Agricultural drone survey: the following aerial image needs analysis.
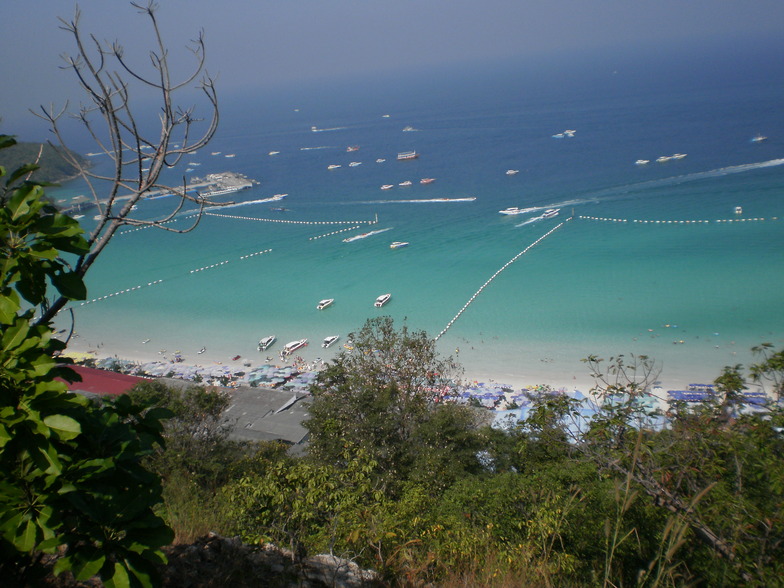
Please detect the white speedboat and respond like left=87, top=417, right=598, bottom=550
left=751, top=134, right=768, bottom=143
left=499, top=207, right=538, bottom=215
left=282, top=339, right=308, bottom=356
left=734, top=206, right=743, bottom=214
left=349, top=161, right=362, bottom=167
left=322, top=335, right=340, bottom=348
left=420, top=178, right=435, bottom=184
left=399, top=180, right=413, bottom=187
left=380, top=184, right=394, bottom=190
left=542, top=208, right=560, bottom=218
left=505, top=169, right=519, bottom=175
left=390, top=241, right=409, bottom=249
left=376, top=158, right=386, bottom=163
left=327, top=164, right=341, bottom=170
left=672, top=153, right=687, bottom=160
left=268, top=151, right=280, bottom=155
left=316, top=298, right=334, bottom=310
left=374, top=293, right=391, bottom=307
left=635, top=159, right=650, bottom=165
left=258, top=335, right=276, bottom=351
left=656, top=156, right=672, bottom=163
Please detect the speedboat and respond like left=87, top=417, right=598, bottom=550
left=656, top=156, right=672, bottom=163
left=390, top=241, right=409, bottom=249
left=282, top=339, right=308, bottom=356
left=420, top=178, right=435, bottom=184
left=316, top=298, right=334, bottom=310
left=399, top=180, right=412, bottom=187
left=349, top=161, right=362, bottom=167
left=380, top=184, right=394, bottom=190
left=322, top=335, right=340, bottom=348
left=505, top=169, right=519, bottom=175
left=499, top=207, right=538, bottom=215
left=268, top=151, right=280, bottom=155
left=347, top=145, right=360, bottom=152
left=258, top=335, right=276, bottom=351
left=672, top=153, right=687, bottom=160
left=542, top=208, right=560, bottom=218
left=751, top=134, right=768, bottom=143
left=734, top=206, right=743, bottom=214
left=327, top=164, right=341, bottom=170
left=376, top=158, right=386, bottom=163
left=635, top=159, right=650, bottom=165
left=374, top=293, right=391, bottom=307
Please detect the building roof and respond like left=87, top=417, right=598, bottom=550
left=64, top=365, right=148, bottom=396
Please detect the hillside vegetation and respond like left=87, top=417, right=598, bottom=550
left=0, top=140, right=88, bottom=184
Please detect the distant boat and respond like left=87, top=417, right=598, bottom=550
left=225, top=154, right=236, bottom=158
left=499, top=207, right=539, bottom=215
left=505, top=169, right=519, bottom=175
left=420, top=178, right=435, bottom=184
left=656, top=155, right=672, bottom=163
left=327, top=164, right=341, bottom=170
left=376, top=158, right=386, bottom=163
left=322, top=335, right=340, bottom=348
left=390, top=241, right=409, bottom=249
left=397, top=151, right=419, bottom=161
left=347, top=145, right=360, bottom=152
left=268, top=151, right=280, bottom=155
left=380, top=184, right=394, bottom=190
left=542, top=208, right=560, bottom=218
left=734, top=206, right=743, bottom=214
left=399, top=180, right=413, bottom=187
left=635, top=159, right=650, bottom=165
left=316, top=298, right=334, bottom=310
left=751, top=134, right=767, bottom=143
left=349, top=161, right=362, bottom=167
left=402, top=126, right=417, bottom=132
left=374, top=293, right=391, bottom=307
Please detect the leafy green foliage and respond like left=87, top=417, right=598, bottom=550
left=0, top=137, right=172, bottom=586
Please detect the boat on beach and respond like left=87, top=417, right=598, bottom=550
left=282, top=339, right=308, bottom=356
left=374, top=293, right=391, bottom=307
left=258, top=335, right=276, bottom=351
left=316, top=298, right=334, bottom=310
left=322, top=335, right=340, bottom=348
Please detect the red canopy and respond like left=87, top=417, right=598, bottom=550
left=63, top=365, right=147, bottom=396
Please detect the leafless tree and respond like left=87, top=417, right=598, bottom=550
left=33, top=1, right=220, bottom=325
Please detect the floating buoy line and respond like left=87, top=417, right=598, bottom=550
left=79, top=248, right=273, bottom=307
left=434, top=218, right=570, bottom=342
left=204, top=212, right=377, bottom=226
left=579, top=215, right=777, bottom=224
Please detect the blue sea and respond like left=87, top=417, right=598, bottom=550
left=53, top=44, right=784, bottom=390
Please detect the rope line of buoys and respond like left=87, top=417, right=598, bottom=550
left=434, top=218, right=570, bottom=342
left=238, top=248, right=273, bottom=260
left=117, top=213, right=200, bottom=235
left=80, top=280, right=164, bottom=306
left=579, top=215, right=777, bottom=224
left=309, top=225, right=361, bottom=240
left=204, top=212, right=376, bottom=225
left=190, top=260, right=230, bottom=273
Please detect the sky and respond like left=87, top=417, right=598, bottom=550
left=2, top=0, right=783, bottom=139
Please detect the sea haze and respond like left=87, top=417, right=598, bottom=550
left=54, top=43, right=784, bottom=389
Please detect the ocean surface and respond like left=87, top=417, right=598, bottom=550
left=53, top=45, right=784, bottom=390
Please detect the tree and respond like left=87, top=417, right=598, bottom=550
left=0, top=138, right=173, bottom=586
left=33, top=1, right=220, bottom=328
left=304, top=317, right=466, bottom=489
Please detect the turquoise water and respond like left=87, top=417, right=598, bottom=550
left=53, top=50, right=784, bottom=388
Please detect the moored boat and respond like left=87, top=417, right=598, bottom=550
left=282, top=339, right=308, bottom=356
left=316, top=298, right=334, bottom=310
left=374, top=293, right=391, bottom=307
left=258, top=335, right=276, bottom=351
left=322, top=335, right=340, bottom=348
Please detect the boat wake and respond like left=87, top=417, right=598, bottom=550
left=300, top=146, right=334, bottom=151
left=311, top=126, right=346, bottom=132
left=342, top=227, right=393, bottom=242
left=357, top=197, right=477, bottom=204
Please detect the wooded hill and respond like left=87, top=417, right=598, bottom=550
left=0, top=140, right=89, bottom=184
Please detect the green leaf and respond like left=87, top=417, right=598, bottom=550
left=16, top=518, right=38, bottom=552
left=104, top=562, right=131, bottom=588
left=51, top=271, right=87, bottom=301
left=43, top=414, right=82, bottom=441
left=7, top=163, right=40, bottom=187
left=73, top=554, right=106, bottom=581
